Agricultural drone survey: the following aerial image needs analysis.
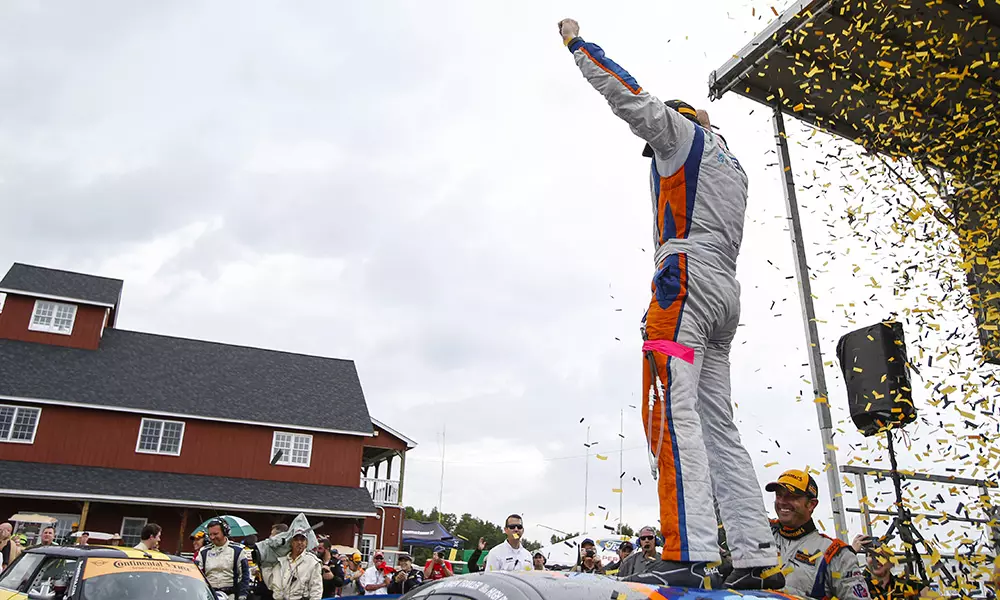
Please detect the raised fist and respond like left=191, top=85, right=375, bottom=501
left=558, top=19, right=580, bottom=42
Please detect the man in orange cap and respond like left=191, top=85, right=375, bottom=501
left=767, top=469, right=870, bottom=600
left=558, top=17, right=780, bottom=590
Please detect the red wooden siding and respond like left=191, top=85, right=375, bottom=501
left=363, top=505, right=403, bottom=549
left=0, top=294, right=105, bottom=350
left=0, top=403, right=364, bottom=487
left=368, top=426, right=409, bottom=452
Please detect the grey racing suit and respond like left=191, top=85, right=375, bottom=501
left=772, top=520, right=870, bottom=600
left=566, top=36, right=775, bottom=568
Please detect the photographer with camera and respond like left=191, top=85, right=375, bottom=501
left=423, top=549, right=454, bottom=580
left=571, top=539, right=605, bottom=574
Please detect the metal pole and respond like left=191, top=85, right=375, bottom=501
left=856, top=474, right=873, bottom=537
left=438, top=426, right=446, bottom=521
left=584, top=426, right=590, bottom=534
left=619, top=409, right=624, bottom=534
left=772, top=105, right=847, bottom=540
left=979, top=484, right=1000, bottom=554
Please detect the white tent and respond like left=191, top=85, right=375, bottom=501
left=534, top=531, right=641, bottom=568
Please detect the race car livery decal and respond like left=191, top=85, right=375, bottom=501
left=82, top=558, right=203, bottom=581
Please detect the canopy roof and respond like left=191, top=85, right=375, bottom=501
left=709, top=0, right=1000, bottom=363
left=400, top=519, right=458, bottom=548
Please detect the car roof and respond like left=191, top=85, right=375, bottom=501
left=24, top=545, right=189, bottom=562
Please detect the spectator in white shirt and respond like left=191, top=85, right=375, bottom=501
left=360, top=551, right=391, bottom=595
left=485, top=515, right=534, bottom=572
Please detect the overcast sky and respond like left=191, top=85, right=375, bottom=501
left=2, top=0, right=995, bottom=550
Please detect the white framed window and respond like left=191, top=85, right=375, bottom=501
left=270, top=431, right=313, bottom=467
left=0, top=405, right=41, bottom=444
left=120, top=517, right=147, bottom=547
left=135, top=418, right=185, bottom=456
left=28, top=300, right=77, bottom=335
left=354, top=534, right=377, bottom=564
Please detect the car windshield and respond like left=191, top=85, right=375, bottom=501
left=80, top=558, right=215, bottom=600
left=0, top=553, right=45, bottom=591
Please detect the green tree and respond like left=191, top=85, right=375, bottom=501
left=549, top=531, right=581, bottom=545
left=402, top=506, right=542, bottom=557
left=618, top=524, right=635, bottom=536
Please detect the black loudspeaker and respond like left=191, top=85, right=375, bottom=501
left=836, top=321, right=917, bottom=437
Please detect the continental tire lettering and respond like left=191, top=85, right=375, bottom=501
left=83, top=558, right=203, bottom=581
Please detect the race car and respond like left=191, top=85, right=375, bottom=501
left=0, top=545, right=222, bottom=600
left=399, top=570, right=801, bottom=600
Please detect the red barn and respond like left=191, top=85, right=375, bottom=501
left=0, top=262, right=414, bottom=560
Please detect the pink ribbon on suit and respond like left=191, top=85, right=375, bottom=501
left=642, top=339, right=696, bottom=364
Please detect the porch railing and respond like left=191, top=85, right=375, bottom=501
left=362, top=477, right=400, bottom=505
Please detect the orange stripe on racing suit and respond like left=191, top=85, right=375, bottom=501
left=642, top=253, right=689, bottom=560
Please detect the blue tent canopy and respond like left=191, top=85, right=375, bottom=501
left=401, top=519, right=458, bottom=548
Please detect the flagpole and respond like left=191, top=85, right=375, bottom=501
left=584, top=426, right=590, bottom=533
left=618, top=409, right=624, bottom=534
left=438, top=425, right=446, bottom=522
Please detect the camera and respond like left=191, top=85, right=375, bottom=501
left=584, top=549, right=596, bottom=558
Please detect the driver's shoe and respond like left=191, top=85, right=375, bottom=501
left=723, top=565, right=786, bottom=590
left=621, top=560, right=718, bottom=589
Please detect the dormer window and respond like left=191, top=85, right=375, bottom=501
left=28, top=300, right=77, bottom=335
left=270, top=431, right=313, bottom=467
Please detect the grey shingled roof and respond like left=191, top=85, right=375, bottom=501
left=0, top=329, right=374, bottom=435
left=0, top=460, right=377, bottom=516
left=0, top=263, right=123, bottom=307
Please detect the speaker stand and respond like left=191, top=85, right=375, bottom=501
left=880, top=430, right=954, bottom=588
